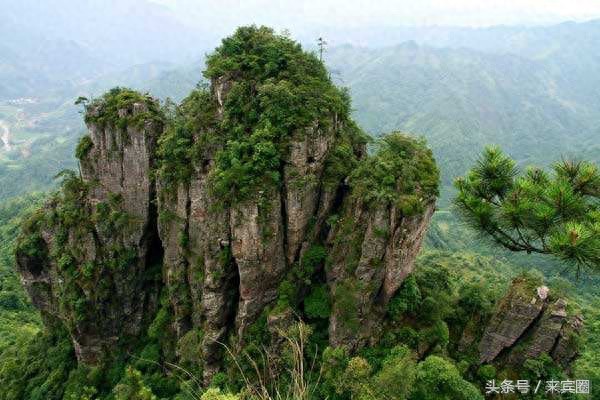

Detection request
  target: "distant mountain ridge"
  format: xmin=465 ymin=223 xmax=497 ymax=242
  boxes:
xmin=325 ymin=39 xmax=600 ymax=191
xmin=0 ymin=0 xmax=207 ymax=100
xmin=1 ymin=17 xmax=599 ymax=201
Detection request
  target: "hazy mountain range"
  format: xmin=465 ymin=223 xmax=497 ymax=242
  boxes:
xmin=1 ymin=5 xmax=599 ymax=200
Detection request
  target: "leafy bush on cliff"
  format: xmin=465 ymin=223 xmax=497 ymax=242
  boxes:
xmin=75 ymin=135 xmax=94 ymax=160
xmin=83 ymin=87 xmax=163 ymax=132
xmin=350 ymin=132 xmax=439 ymax=214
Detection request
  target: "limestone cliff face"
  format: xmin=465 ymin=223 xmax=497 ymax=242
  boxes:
xmin=477 ymin=276 xmax=582 ymax=368
xmin=16 ymin=91 xmax=163 ymax=363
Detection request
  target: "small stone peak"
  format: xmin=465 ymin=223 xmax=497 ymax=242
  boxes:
xmin=555 ymin=298 xmax=568 ymax=308
xmin=552 ymin=298 xmax=568 ymax=318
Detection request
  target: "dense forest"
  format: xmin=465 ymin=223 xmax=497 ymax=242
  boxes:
xmin=0 ymin=19 xmax=599 ymax=400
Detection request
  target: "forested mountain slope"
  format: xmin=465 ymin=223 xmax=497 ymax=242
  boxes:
xmin=326 ymin=41 xmax=600 ymax=191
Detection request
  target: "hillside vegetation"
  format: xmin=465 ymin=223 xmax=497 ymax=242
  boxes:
xmin=0 ymin=26 xmax=598 ymax=400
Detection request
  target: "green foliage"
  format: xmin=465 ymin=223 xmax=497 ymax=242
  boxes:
xmin=274 ymin=244 xmax=329 ymax=314
xmin=412 ymin=356 xmax=483 ymax=400
xmin=320 ymin=346 xmax=351 ymax=399
xmin=113 ymin=367 xmax=157 ymax=400
xmin=382 ymin=251 xmax=519 ymax=363
xmin=322 ymin=122 xmax=368 ymax=189
xmin=303 ymin=285 xmax=331 ymax=319
xmin=323 ymin=346 xmax=482 ymax=400
xmin=200 ymin=388 xmax=240 ymax=400
xmin=574 ymin=302 xmax=600 ymax=400
xmin=520 ymin=353 xmax=567 ymax=394
xmin=341 ymin=356 xmax=373 ymax=397
xmin=93 ymin=193 xmax=131 ymax=235
xmin=158 ymin=25 xmax=362 ymax=204
xmin=455 ymin=147 xmax=600 ymax=276
xmin=350 ymin=132 xmax=439 ymax=214
xmin=457 ymin=282 xmax=494 ymax=317
xmin=176 ymin=328 xmax=203 ymax=369
xmin=368 ymin=345 xmax=417 ymax=400
xmin=207 ymin=25 xmax=354 ymax=203
xmin=0 ymin=194 xmax=43 ymax=352
xmin=156 ymin=87 xmax=217 ymax=189
xmin=476 ymin=364 xmax=496 ymax=381
xmin=147 ymin=303 xmax=171 ymax=343
xmin=84 ymin=87 xmax=162 ymax=133
xmin=388 ymin=275 xmax=422 ymax=320
xmin=75 ymin=136 xmax=94 ymax=160
xmin=300 ymin=245 xmax=327 ymax=273
xmin=0 ymin=330 xmax=76 ymax=400
xmin=333 ymin=280 xmax=360 ymax=333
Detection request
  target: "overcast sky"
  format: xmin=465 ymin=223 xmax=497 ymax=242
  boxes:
xmin=152 ymin=0 xmax=600 ymax=30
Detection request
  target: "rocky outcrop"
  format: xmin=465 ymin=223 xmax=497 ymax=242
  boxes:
xmin=16 ymin=28 xmax=440 ymax=381
xmin=283 ymin=123 xmax=337 ymax=264
xmin=551 ymin=314 xmax=584 ymax=369
xmin=155 ymin=73 xmax=438 ymax=382
xmin=326 ymin=197 xmax=436 ymax=349
xmin=16 ymin=90 xmax=163 ymax=363
xmin=478 ymin=276 xmax=582 ymax=368
xmin=478 ymin=278 xmax=547 ymax=363
xmin=156 ymin=75 xmax=369 ymax=381
xmin=508 ymin=298 xmax=567 ymax=364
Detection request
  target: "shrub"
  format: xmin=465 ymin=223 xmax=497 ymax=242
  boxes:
xmin=412 ymin=356 xmax=484 ymax=400
xmin=388 ymin=275 xmax=422 ymax=320
xmin=201 ymin=388 xmax=240 ymax=400
xmin=304 ymin=285 xmax=331 ymax=319
xmin=113 ymin=367 xmax=157 ymax=400
xmin=75 ymin=136 xmax=94 ymax=160
xmin=477 ymin=364 xmax=496 ymax=381
xmin=349 ymin=132 xmax=439 ymax=213
xmin=156 ymin=26 xmax=363 ymax=204
xmin=84 ymin=87 xmax=162 ymax=133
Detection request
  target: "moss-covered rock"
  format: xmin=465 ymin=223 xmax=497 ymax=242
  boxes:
xmin=16 ymin=89 xmax=164 ymax=364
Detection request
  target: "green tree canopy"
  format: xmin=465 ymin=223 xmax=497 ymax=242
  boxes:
xmin=412 ymin=356 xmax=483 ymax=400
xmin=455 ymin=146 xmax=600 ymax=276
